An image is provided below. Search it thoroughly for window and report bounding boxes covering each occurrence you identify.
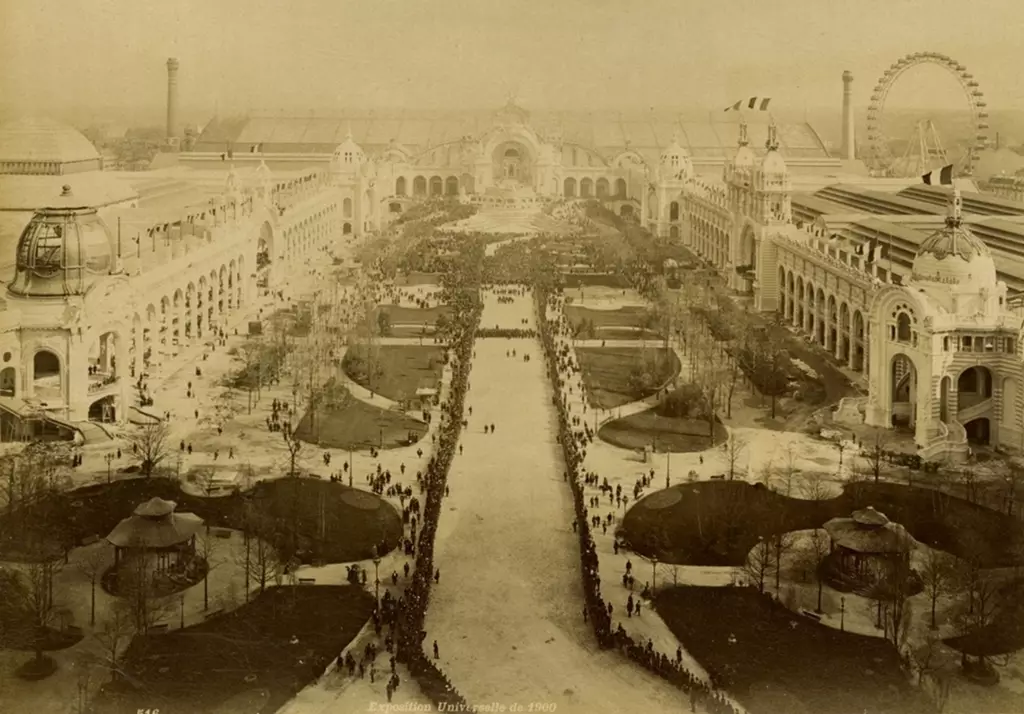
[895,313,912,343]
[1007,337,1016,354]
[985,336,996,352]
[961,336,972,350]
[943,336,950,351]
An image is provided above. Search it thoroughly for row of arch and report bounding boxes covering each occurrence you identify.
[562,177,628,199]
[688,211,732,269]
[777,266,869,373]
[395,175,463,198]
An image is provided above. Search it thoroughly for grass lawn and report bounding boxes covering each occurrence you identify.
[376,305,452,327]
[396,271,441,286]
[294,384,427,452]
[0,476,402,565]
[576,347,680,409]
[342,344,445,403]
[94,585,373,714]
[388,325,438,340]
[654,586,931,714]
[621,480,1024,569]
[564,304,652,330]
[598,409,726,453]
[594,327,661,340]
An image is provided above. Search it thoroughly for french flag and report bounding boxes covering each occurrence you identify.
[922,164,954,186]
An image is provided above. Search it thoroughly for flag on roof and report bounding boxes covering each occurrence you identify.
[725,97,772,112]
[855,237,880,263]
[922,164,954,186]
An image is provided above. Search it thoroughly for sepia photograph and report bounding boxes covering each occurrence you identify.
[1,0,1023,712]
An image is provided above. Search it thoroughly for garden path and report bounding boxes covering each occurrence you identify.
[424,288,695,712]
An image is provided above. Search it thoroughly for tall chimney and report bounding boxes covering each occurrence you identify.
[841,70,855,160]
[166,58,180,140]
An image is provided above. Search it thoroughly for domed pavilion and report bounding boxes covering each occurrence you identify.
[864,187,1016,452]
[105,497,203,572]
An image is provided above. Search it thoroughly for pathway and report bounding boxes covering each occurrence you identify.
[424,288,690,712]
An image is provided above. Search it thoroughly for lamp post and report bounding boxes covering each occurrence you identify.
[104,452,115,484]
[371,545,381,612]
[179,593,185,629]
[840,596,846,632]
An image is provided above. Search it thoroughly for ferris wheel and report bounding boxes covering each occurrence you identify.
[864,51,989,177]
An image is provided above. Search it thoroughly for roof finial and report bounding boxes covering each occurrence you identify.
[738,118,749,147]
[765,120,779,152]
[948,185,963,227]
[345,122,353,142]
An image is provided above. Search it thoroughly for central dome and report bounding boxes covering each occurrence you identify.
[0,117,102,173]
[8,185,116,298]
[911,192,996,291]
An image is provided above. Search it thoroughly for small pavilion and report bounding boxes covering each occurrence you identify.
[105,497,203,571]
[823,506,915,581]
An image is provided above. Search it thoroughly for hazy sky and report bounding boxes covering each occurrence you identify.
[2,0,1022,122]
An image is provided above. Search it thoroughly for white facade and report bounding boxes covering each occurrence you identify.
[0,125,343,440]
[677,121,1024,461]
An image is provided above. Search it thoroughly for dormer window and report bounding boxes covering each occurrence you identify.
[671,155,679,168]
[345,151,353,163]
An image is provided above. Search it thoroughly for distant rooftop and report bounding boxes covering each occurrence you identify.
[194,109,833,164]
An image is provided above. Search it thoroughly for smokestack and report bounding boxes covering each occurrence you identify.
[166,58,180,140]
[841,70,855,160]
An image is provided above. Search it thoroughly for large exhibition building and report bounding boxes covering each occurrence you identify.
[0,55,1022,462]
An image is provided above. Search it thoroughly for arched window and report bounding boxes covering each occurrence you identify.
[896,313,912,342]
[343,198,353,218]
[395,177,407,196]
[670,202,680,221]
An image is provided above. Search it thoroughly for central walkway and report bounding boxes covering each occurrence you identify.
[425,286,688,712]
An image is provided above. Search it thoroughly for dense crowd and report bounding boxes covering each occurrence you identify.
[384,244,485,708]
[537,285,743,714]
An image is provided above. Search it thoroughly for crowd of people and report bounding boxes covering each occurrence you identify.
[538,285,744,714]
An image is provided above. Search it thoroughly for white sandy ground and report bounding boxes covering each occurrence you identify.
[423,289,701,713]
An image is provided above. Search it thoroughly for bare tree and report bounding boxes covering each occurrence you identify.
[126,421,171,477]
[116,540,174,635]
[771,528,798,593]
[958,467,979,504]
[724,432,748,480]
[196,527,219,611]
[283,427,303,480]
[77,543,113,626]
[914,634,954,713]
[800,471,833,613]
[21,554,65,665]
[920,547,956,630]
[238,510,284,595]
[860,432,888,483]
[744,537,773,593]
[0,566,33,649]
[1004,459,1024,516]
[92,601,137,682]
[780,442,800,496]
[872,530,916,649]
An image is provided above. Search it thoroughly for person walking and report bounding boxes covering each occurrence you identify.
[433,640,439,659]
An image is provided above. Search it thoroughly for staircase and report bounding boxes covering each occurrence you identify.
[920,419,969,462]
[128,405,163,425]
[70,420,114,443]
[957,397,993,424]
